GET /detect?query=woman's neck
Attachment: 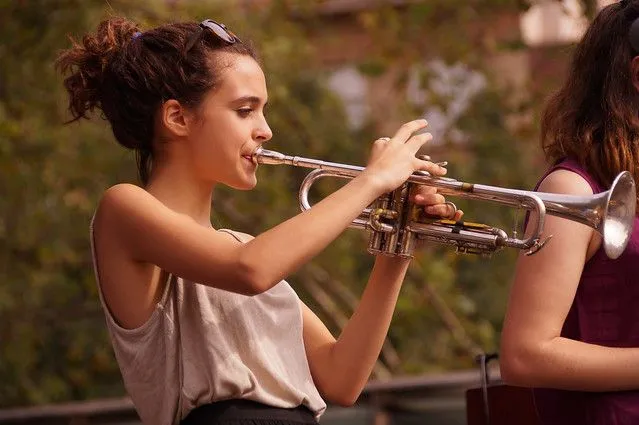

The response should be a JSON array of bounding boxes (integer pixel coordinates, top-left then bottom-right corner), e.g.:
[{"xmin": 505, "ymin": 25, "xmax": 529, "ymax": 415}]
[{"xmin": 145, "ymin": 161, "xmax": 216, "ymax": 228}]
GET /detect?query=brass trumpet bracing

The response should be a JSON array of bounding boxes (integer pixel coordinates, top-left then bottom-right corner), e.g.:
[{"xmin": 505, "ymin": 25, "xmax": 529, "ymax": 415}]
[{"xmin": 253, "ymin": 148, "xmax": 636, "ymax": 259}]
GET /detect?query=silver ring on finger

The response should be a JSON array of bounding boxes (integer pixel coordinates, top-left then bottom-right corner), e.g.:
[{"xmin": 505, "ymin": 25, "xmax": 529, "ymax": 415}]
[
  {"xmin": 377, "ymin": 137, "xmax": 391, "ymax": 142},
  {"xmin": 445, "ymin": 201, "xmax": 458, "ymax": 220}
]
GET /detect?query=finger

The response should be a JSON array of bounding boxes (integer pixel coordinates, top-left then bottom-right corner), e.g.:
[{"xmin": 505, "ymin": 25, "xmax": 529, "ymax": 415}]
[
  {"xmin": 425, "ymin": 202, "xmax": 460, "ymax": 219},
  {"xmin": 415, "ymin": 157, "xmax": 447, "ymax": 176},
  {"xmin": 414, "ymin": 193, "xmax": 445, "ymax": 206},
  {"xmin": 424, "ymin": 204, "xmax": 452, "ymax": 216},
  {"xmin": 390, "ymin": 119, "xmax": 428, "ymax": 144},
  {"xmin": 405, "ymin": 132, "xmax": 434, "ymax": 153},
  {"xmin": 370, "ymin": 137, "xmax": 391, "ymax": 157},
  {"xmin": 411, "ymin": 185, "xmax": 437, "ymax": 199},
  {"xmin": 444, "ymin": 202, "xmax": 459, "ymax": 219},
  {"xmin": 372, "ymin": 136, "xmax": 391, "ymax": 149},
  {"xmin": 418, "ymin": 154, "xmax": 447, "ymax": 168}
]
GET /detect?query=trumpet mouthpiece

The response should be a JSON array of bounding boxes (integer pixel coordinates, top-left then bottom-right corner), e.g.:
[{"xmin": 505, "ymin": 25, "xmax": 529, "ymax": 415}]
[{"xmin": 252, "ymin": 148, "xmax": 289, "ymax": 165}]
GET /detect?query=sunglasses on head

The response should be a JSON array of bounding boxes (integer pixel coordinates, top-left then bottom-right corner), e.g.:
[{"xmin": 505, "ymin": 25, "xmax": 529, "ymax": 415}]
[{"xmin": 184, "ymin": 19, "xmax": 241, "ymax": 54}]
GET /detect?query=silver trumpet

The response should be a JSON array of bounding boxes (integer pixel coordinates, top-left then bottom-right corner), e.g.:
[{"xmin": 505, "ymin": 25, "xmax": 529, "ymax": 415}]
[{"xmin": 253, "ymin": 148, "xmax": 636, "ymax": 259}]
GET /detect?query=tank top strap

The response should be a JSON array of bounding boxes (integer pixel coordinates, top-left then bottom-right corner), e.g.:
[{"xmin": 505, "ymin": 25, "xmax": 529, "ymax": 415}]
[
  {"xmin": 525, "ymin": 158, "xmax": 603, "ymax": 231},
  {"xmin": 535, "ymin": 158, "xmax": 604, "ymax": 194},
  {"xmin": 217, "ymin": 228, "xmax": 251, "ymax": 243}
]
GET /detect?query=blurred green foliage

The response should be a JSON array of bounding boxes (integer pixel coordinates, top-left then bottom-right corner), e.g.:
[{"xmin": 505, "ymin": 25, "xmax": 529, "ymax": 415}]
[{"xmin": 0, "ymin": 0, "xmax": 573, "ymax": 408}]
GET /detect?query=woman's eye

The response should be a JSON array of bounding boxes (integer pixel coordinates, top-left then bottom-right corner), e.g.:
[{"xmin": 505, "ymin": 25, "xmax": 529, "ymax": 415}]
[{"xmin": 237, "ymin": 108, "xmax": 253, "ymax": 117}]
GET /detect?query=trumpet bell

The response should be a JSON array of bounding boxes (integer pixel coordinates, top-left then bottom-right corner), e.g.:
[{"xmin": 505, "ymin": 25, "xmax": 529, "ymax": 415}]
[{"xmin": 602, "ymin": 171, "xmax": 636, "ymax": 259}]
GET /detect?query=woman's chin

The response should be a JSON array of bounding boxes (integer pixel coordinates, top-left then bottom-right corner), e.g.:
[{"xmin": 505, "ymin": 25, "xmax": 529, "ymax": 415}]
[{"xmin": 231, "ymin": 177, "xmax": 258, "ymax": 191}]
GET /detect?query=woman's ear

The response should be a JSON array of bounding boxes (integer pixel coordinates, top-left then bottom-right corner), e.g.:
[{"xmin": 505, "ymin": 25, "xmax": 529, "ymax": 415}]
[
  {"xmin": 631, "ymin": 56, "xmax": 639, "ymax": 94},
  {"xmin": 160, "ymin": 99, "xmax": 190, "ymax": 137}
]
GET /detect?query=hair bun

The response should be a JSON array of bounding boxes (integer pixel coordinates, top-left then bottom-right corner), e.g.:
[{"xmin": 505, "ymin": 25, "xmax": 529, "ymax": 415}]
[{"xmin": 57, "ymin": 17, "xmax": 140, "ymax": 121}]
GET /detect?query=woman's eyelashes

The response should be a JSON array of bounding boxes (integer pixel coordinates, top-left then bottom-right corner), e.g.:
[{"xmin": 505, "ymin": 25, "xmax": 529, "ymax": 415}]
[
  {"xmin": 236, "ymin": 106, "xmax": 267, "ymax": 120},
  {"xmin": 237, "ymin": 108, "xmax": 253, "ymax": 118}
]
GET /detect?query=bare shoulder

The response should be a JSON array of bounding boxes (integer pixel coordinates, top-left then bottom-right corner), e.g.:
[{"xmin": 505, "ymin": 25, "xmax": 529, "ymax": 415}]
[
  {"xmin": 102, "ymin": 182, "xmax": 148, "ymax": 200},
  {"xmin": 94, "ymin": 183, "xmax": 171, "ymax": 233},
  {"xmin": 93, "ymin": 183, "xmax": 174, "ymax": 261},
  {"xmin": 537, "ymin": 168, "xmax": 594, "ymax": 196},
  {"xmin": 97, "ymin": 183, "xmax": 158, "ymax": 219}
]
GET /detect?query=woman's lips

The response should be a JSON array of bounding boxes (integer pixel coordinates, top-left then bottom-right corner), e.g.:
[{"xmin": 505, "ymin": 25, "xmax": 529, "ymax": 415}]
[{"xmin": 242, "ymin": 155, "xmax": 256, "ymax": 166}]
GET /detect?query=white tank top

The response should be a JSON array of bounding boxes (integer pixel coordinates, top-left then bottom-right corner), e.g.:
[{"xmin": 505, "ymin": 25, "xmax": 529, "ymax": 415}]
[{"xmin": 90, "ymin": 223, "xmax": 326, "ymax": 425}]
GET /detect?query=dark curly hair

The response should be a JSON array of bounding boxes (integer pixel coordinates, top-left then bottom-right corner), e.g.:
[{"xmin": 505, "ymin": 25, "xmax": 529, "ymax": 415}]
[
  {"xmin": 541, "ymin": 1, "xmax": 639, "ymax": 203},
  {"xmin": 56, "ymin": 17, "xmax": 258, "ymax": 184}
]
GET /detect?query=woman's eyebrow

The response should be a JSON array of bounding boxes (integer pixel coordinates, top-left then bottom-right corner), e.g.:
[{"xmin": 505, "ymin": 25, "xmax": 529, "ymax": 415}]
[{"xmin": 230, "ymin": 96, "xmax": 266, "ymax": 106}]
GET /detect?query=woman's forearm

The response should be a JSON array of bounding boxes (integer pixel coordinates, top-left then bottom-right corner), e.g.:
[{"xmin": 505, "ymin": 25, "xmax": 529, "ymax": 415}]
[
  {"xmin": 502, "ymin": 337, "xmax": 639, "ymax": 391},
  {"xmin": 324, "ymin": 255, "xmax": 410, "ymax": 403}
]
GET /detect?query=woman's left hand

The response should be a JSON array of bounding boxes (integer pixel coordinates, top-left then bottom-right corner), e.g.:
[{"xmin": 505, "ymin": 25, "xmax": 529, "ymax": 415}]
[{"xmin": 412, "ymin": 185, "xmax": 464, "ymax": 221}]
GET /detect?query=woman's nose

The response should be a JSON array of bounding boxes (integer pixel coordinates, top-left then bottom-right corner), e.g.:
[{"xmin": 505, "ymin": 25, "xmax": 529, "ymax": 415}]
[{"xmin": 255, "ymin": 119, "xmax": 273, "ymax": 143}]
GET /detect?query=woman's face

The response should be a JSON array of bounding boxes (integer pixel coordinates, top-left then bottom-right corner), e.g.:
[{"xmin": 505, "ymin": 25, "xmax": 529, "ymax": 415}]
[{"xmin": 187, "ymin": 53, "xmax": 272, "ymax": 190}]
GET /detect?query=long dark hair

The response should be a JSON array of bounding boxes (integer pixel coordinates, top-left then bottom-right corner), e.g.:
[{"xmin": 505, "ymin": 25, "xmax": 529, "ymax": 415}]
[
  {"xmin": 56, "ymin": 17, "xmax": 257, "ymax": 184},
  {"xmin": 541, "ymin": 1, "xmax": 639, "ymax": 201}
]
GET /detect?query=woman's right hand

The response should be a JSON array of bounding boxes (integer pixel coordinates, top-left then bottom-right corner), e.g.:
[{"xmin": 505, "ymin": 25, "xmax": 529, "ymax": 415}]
[{"xmin": 361, "ymin": 119, "xmax": 447, "ymax": 194}]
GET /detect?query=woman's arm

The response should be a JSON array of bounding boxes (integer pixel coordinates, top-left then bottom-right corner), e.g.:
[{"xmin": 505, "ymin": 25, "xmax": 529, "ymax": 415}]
[
  {"xmin": 500, "ymin": 169, "xmax": 639, "ymax": 391},
  {"xmin": 301, "ymin": 255, "xmax": 410, "ymax": 406},
  {"xmin": 97, "ymin": 120, "xmax": 445, "ymax": 296}
]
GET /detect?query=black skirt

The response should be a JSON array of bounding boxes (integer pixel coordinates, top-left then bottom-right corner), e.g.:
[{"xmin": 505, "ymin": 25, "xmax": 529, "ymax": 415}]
[{"xmin": 180, "ymin": 399, "xmax": 319, "ymax": 425}]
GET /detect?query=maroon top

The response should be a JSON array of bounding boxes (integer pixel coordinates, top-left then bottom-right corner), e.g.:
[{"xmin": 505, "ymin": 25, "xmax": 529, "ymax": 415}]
[{"xmin": 531, "ymin": 158, "xmax": 639, "ymax": 425}]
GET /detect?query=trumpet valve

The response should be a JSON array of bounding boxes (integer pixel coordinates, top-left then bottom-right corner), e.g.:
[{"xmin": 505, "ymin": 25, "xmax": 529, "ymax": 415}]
[{"xmin": 369, "ymin": 208, "xmax": 399, "ymax": 233}]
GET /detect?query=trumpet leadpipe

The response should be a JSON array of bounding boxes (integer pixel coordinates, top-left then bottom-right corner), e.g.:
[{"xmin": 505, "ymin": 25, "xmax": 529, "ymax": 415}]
[{"xmin": 253, "ymin": 148, "xmax": 363, "ymax": 177}]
